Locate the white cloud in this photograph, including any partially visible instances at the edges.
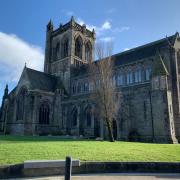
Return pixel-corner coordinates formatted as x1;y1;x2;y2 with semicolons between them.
101;21;111;30
76;18;129;38
77;18;96;31
99;37;114;42
77;18;112;36
123;48;130;51
112;26;130;33
77;18;84;26
0;32;44;82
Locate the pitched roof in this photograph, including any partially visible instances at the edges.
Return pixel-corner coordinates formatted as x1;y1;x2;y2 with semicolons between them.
71;33;178;77
8;87;17;96
25;67;57;92
113;33;178;66
8;68;66;95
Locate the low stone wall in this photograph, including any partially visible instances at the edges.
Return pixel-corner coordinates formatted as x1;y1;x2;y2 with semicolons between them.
0;162;180;179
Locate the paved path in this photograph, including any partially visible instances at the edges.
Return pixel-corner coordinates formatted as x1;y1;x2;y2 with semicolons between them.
5;173;180;180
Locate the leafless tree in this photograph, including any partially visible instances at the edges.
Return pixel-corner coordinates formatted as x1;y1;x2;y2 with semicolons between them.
88;42;120;142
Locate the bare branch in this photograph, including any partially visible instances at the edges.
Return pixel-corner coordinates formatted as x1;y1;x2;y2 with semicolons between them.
88;42;120;142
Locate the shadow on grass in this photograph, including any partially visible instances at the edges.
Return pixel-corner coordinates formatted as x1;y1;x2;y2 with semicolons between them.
0;135;96;143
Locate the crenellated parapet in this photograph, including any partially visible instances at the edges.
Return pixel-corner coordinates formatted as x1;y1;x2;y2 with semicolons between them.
51;16;95;39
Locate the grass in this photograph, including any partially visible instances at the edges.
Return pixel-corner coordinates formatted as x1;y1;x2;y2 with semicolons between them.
0;135;180;165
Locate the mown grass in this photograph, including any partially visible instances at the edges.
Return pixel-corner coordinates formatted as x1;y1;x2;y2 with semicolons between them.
0;135;180;165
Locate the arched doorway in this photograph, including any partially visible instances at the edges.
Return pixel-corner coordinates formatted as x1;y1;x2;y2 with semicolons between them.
112;119;118;140
71;108;78;127
39;103;50;125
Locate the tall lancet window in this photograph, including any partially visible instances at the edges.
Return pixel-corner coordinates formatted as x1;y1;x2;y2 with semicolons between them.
85;105;92;127
145;66;152;81
39;103;50;125
61;38;69;58
72;108;78;127
135;66;142;83
16;88;27;121
55;43;60;60
75;36;83;59
85;42;91;62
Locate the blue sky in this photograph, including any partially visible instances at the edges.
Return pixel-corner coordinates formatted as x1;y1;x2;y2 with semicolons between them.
0;0;180;103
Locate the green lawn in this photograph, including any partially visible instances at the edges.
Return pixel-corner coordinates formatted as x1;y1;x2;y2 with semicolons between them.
0;135;180;165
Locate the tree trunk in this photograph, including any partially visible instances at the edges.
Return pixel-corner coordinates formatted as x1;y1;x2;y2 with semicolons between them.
105;117;115;142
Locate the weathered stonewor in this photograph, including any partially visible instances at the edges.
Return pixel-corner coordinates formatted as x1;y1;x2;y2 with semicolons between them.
0;16;180;143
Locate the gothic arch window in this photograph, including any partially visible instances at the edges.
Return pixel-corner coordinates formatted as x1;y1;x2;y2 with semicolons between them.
135;66;142;83
89;81;94;91
85;42;91;62
39;103;50;125
75;36;83;59
111;75;116;87
126;71;133;84
84;82;89;92
77;82;84;93
77;82;81;93
61;38;69;58
85;105;92;127
71;108;78;126
16;88;27;121
145;66;152;81
55;43;60;59
72;83;76;94
117;74;124;86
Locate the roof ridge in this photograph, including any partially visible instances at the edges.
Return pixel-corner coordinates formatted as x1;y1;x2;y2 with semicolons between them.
113;33;177;58
26;67;56;78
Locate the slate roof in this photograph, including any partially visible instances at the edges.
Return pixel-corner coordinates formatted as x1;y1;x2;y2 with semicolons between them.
8;87;17;96
8;68;66;95
113;33;178;66
25;68;58;92
71;33;179;77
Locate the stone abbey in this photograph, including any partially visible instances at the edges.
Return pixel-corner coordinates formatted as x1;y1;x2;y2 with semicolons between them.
0;17;180;143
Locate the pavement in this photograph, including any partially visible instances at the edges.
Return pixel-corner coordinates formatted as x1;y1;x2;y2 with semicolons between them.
4;173;180;180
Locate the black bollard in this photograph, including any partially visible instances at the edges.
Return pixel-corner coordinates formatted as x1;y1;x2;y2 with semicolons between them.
65;156;72;180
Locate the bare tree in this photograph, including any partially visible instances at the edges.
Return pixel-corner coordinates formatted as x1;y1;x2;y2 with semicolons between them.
88;42;120;142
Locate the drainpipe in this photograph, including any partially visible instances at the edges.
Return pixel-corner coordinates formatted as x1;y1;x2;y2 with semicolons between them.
149;90;155;142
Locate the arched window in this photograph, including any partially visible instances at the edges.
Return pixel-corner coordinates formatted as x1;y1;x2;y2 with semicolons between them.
127;71;133;84
84;82;89;92
72;108;78;126
16;88;27;121
75;36;82;59
145;66;152;81
85;42;91;62
72;83;76;94
111;75;116;87
135;66;142;83
77;82;81;93
89;81;94;91
117;74;124;86
55;43;60;59
85;106;92;127
39;103;50;125
61;38;69;58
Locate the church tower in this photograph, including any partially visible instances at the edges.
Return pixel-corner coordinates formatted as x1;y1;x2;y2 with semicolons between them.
44;17;95;91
